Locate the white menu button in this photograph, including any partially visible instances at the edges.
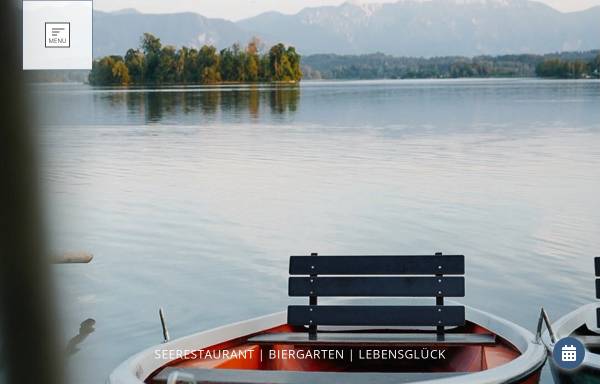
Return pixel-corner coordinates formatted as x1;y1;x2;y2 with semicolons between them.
23;1;93;70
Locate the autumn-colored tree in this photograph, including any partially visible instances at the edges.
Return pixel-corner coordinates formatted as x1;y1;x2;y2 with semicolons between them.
124;49;144;83
89;56;130;85
111;61;130;85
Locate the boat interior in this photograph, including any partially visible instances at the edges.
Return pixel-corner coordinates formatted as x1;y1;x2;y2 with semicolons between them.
148;322;525;383
572;324;600;354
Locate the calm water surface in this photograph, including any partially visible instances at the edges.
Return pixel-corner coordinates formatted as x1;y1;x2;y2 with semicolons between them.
33;79;600;383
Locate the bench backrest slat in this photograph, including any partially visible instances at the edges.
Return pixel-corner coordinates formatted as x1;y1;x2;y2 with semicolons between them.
289;255;464;275
289;276;465;297
288;305;465;327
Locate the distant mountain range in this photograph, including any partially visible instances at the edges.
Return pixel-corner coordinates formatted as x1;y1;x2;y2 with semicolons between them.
94;0;600;58
93;9;247;57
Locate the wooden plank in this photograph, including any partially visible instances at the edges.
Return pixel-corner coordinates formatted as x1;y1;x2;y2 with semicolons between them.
288;305;465;327
153;368;466;384
52;251;93;264
289;255;464;275
577;335;600;348
248;332;495;346
289;276;464;297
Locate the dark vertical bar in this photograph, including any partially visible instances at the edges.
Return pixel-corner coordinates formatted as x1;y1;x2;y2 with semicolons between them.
594;257;600;328
308;252;318;339
435;252;444;337
596;258;599;327
0;2;62;383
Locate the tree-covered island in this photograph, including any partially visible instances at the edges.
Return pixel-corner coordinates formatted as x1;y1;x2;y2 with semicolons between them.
89;33;302;85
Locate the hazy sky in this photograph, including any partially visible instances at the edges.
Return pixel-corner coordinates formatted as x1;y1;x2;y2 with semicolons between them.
94;0;600;20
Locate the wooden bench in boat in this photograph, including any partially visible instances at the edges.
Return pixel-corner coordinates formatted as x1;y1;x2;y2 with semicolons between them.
249;253;495;346
154;367;466;384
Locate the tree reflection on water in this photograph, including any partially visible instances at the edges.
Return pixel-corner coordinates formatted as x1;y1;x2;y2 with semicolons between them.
95;85;300;124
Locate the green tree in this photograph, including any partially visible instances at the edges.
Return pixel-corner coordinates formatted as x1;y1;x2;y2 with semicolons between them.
536;58;588;78
450;61;475;78
592;54;600;78
268;43;286;80
159;45;177;83
259;54;271;81
219;47;235;81
89;57;112;85
231;43;246;82
124;48;144;83
141;33;162;83
175;46;188;83
198;45;220;84
286;46;302;81
182;48;199;83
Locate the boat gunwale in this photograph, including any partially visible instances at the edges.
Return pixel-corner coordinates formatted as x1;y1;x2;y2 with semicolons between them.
108;304;546;384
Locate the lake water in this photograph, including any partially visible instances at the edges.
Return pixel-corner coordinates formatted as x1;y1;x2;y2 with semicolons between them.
32;79;600;383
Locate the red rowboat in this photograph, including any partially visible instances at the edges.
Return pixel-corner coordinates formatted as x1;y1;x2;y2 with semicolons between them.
109;254;547;384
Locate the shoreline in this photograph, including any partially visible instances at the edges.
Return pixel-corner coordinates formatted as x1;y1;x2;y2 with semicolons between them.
26;77;600;86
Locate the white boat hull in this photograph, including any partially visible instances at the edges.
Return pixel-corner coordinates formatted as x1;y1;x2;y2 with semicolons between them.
109;304;546;384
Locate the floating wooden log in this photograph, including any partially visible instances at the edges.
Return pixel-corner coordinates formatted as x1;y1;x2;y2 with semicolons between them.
53;251;93;264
